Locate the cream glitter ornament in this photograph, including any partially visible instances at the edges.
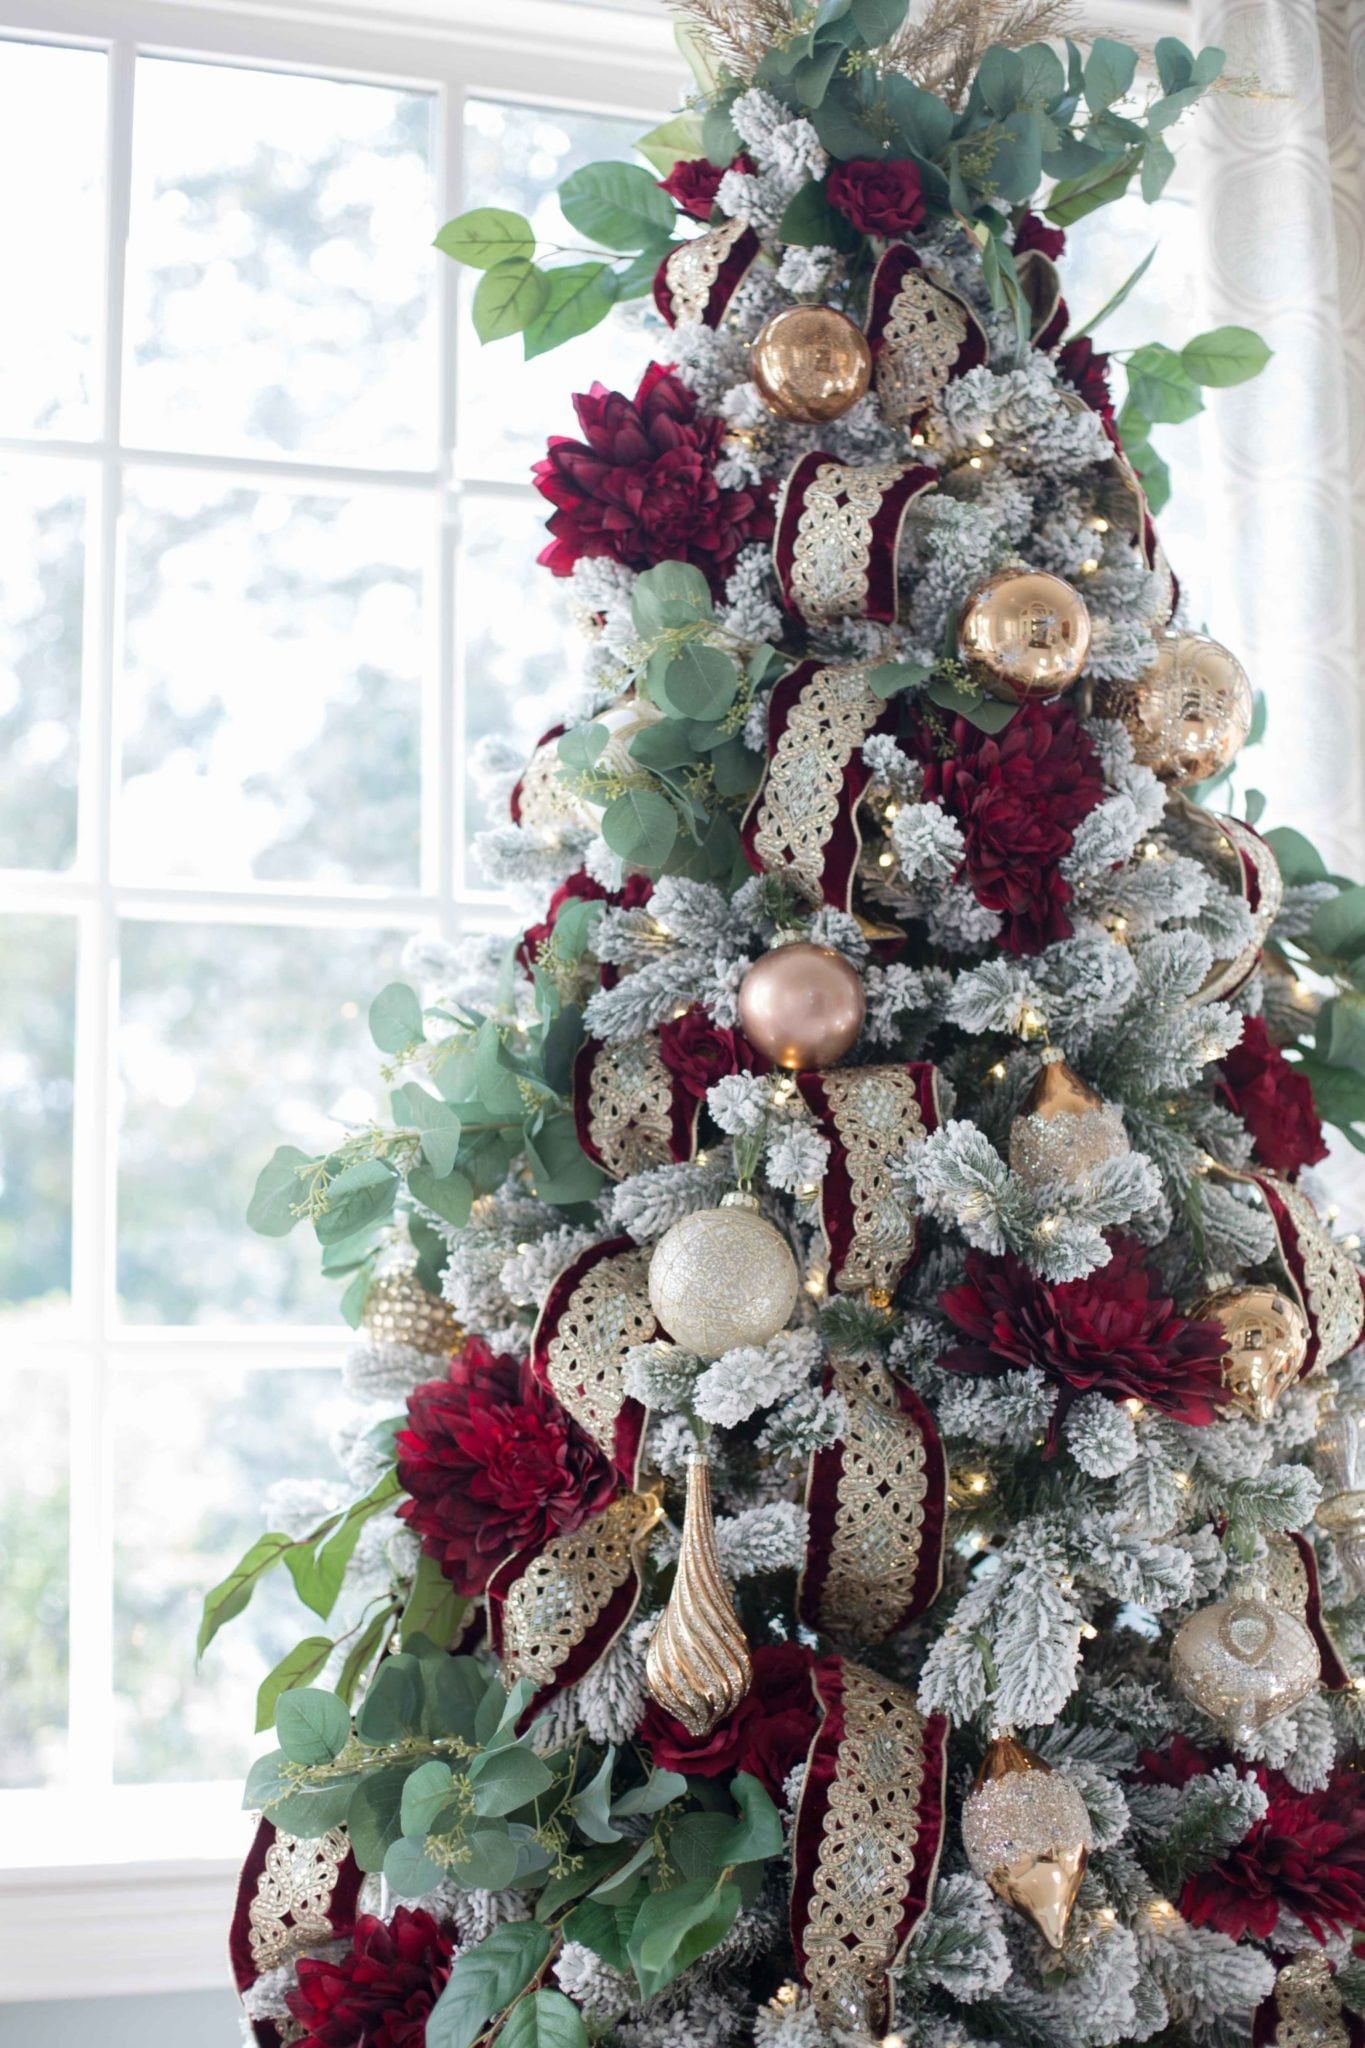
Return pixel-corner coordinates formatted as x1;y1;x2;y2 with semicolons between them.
1170;1585;1320;1745
1007;1048;1128;1192
647;1191;799;1359
962;1735;1092;1949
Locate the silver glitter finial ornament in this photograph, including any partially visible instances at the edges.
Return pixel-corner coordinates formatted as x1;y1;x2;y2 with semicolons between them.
647;1191;799;1360
1315;1388;1365;1599
1007;1048;1129;1192
1170;1584;1320;1746
962;1735;1093;1950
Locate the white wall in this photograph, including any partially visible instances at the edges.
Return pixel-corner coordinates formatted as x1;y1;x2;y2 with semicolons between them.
0;1993;239;2045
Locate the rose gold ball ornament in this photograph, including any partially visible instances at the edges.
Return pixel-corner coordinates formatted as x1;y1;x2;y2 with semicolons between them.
962;1735;1092;1950
737;942;866;1072
957;569;1092;702
1007;1048;1128;1193
1095;633;1253;786
750;305;873;426
1171;1587;1320;1746
1196;1282;1310;1423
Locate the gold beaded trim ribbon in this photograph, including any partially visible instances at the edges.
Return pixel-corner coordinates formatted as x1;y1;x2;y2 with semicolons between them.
530;1236;656;1477
791;1658;948;2036
230;1817;362;2032
1212;1163;1365;1373
1261;1951;1358;2048
1199;813;1283;1003
865;247;986;428
742;660;890;910
796;1064;940;1295
773;453;934;626
571;1033;699;1181
799;1354;947;1640
658;218;758;327
490;1489;662;1700
1262;1531;1353;1690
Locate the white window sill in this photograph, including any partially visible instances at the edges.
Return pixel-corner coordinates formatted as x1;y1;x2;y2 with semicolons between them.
0;1785;250;2000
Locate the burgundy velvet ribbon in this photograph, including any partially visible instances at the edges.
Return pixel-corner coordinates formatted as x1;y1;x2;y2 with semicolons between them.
865;245;987;426
1016;247;1067;350
795;1062;941;1295
739;658;899;909
229;1817;363;2016
799;1368;947;1635
570;1035;701;1180
1245;1172;1337;1374
790;1656;948;2033
773;452;936;625
484;1501;646;1728
529;1234;649;1483
509;722;566;824
651;223;761;329
1285;1529;1354;1690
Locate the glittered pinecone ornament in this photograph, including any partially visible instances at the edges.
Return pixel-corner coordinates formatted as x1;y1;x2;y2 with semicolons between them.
1095;632;1253;786
1170;1584;1320;1745
737;940;866;1071
1315;1388;1365;1598
362;1264;464;1357
957;568;1091;702
1007;1048;1128;1191
1196;1283;1310;1422
962;1735;1092;1949
645;1450;752;1736
750;305;872;424
647;1191;799;1358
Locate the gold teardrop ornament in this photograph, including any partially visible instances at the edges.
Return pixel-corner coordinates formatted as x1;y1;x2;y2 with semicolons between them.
645;1452;753;1737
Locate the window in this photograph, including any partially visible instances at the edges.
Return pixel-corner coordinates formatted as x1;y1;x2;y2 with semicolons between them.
0;0;1200;1999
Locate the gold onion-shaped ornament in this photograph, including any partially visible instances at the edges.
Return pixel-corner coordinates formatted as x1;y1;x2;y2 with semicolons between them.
1170;1586;1320;1746
957;568;1092;702
645;1451;753;1736
1195;1283;1310;1423
1007;1048;1129;1192
961;1735;1092;1949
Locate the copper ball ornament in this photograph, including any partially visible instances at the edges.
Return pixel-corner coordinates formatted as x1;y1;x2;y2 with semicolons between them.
957;569;1092;702
1095;633;1253;786
737;942;866;1071
962;1735;1092;1950
647;1191;799;1359
750;306;872;425
1196;1282;1310;1423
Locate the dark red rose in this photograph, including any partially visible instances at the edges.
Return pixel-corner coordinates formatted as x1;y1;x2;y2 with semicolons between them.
287;1908;453;2048
1057;334;1115;429
659;154;752;221
939;1236;1230;1443
657;1005;767;1101
396;1338;618;1597
1139;1741;1365;1944
1220;1014;1328;1178
533;362;773;589
1014;211;1066;261
911;696;1105;954
826;159;925;237
639;1641;818;1797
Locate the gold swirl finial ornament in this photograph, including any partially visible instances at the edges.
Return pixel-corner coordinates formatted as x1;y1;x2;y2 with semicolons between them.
646;1451;752;1736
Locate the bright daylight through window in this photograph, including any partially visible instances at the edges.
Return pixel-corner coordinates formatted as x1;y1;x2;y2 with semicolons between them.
0;1;1207;1877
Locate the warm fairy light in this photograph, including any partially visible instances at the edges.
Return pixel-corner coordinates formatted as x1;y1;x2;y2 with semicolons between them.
1142;840;1161;860
1174;1472;1191;1491
697;1150;710;1166
1080;556;1100;574
968;454;984;470
976;431;995;449
884;801;900;820
883;2034;908;2048
878;849;895;867
1038;1215;1059;1237
1095;1907;1116;1927
672;1002;690;1018
1090;515;1110;534
1123;1398;1145;1418
1080;1622;1098;1640
1146;1899;1178;1924
774;1983;799;2009
910;431;926;446
1018;1004;1047;1039
1345;1234;1361;1251
797;1182;819;1201
805;1271;826;1298
988;1060;1008;1082
1326;1204;1341;1224
770;1076;796;1105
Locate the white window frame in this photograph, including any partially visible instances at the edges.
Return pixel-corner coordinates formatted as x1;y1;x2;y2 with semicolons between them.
0;0;1189;2002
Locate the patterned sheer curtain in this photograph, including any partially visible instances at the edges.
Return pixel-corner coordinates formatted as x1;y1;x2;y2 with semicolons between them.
1191;0;1365;874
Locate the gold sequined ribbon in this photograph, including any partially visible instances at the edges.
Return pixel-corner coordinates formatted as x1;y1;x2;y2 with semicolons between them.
745;661;886;909
776;456;929;626
575;1033;694;1180
1267;1951;1355;2048
660;218;755;326
493;1489;662;1695
1213;1163;1364;1372
870;261;979;426
792;1659;947;2036
241;1825;352;1977
797;1065;937;1295
531;1237;656;1473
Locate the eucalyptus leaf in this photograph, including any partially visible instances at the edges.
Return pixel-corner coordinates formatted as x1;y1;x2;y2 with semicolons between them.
470;1744;556;1818
634;112;705;174
370;980;425;1053
256;1637;334;1734
314;1158;397;1245
523;1114;604;1206
1126;342;1203;425
1083;37;1138;113
247;1145;311;1236
1180;325;1272;387
1263;826;1328;887
496;1991;589;2048
655;642;738;721
401;1759;459;1837
408;1163;474;1230
523;263;616;360
276;1686;350;1767
631;561;713;637
1312;884;1365;963
384;1835;449;1899
400;1551;468;1654
425;1922;553;2048
601;788;679;872
348;1763;416;1872
569;1746;622;1844
355;1653;423;1746
627;1878;741;2000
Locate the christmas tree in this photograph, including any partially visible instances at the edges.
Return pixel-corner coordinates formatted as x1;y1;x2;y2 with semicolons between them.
213;9;1365;2046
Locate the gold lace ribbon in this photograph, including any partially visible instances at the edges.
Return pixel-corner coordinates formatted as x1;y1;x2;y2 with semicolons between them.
499;1490;661;1691
1210;1164;1363;1371
750;663;882;905
784;459;916;625
875;268;970;426
662;218;749;325
584;1035;681;1179
802;1355;939;1638
538;1242;655;1456
799;1662;940;2035
247;1827;350;1975
812;1066;930;1293
1271;1952;1352;2048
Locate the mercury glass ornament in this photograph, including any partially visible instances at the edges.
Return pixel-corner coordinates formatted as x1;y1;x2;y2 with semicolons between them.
648;1191;800;1359
1095;634;1253;786
362;1267;464;1357
1196;1283;1310;1422
962;1735;1092;1949
737;941;866;1071
645;1450;753;1736
957;569;1092;702
1315;1389;1365;1598
1007;1049;1128;1191
1170;1587;1320;1745
750;305;872;424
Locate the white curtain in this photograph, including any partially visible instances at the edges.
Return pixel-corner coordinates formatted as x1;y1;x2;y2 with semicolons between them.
1193;0;1365;877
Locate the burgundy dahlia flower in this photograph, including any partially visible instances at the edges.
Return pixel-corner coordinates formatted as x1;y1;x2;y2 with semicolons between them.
287;1908;453;2048
1219;1013;1328;1179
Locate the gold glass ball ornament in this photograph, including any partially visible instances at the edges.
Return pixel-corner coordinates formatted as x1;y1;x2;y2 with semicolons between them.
1171;1587;1320;1746
962;1735;1093;1950
1007;1049;1129;1192
1095;633;1253;786
750;305;873;426
957;569;1092;702
647;1190;800;1359
1196;1282;1310;1423
737;941;866;1072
